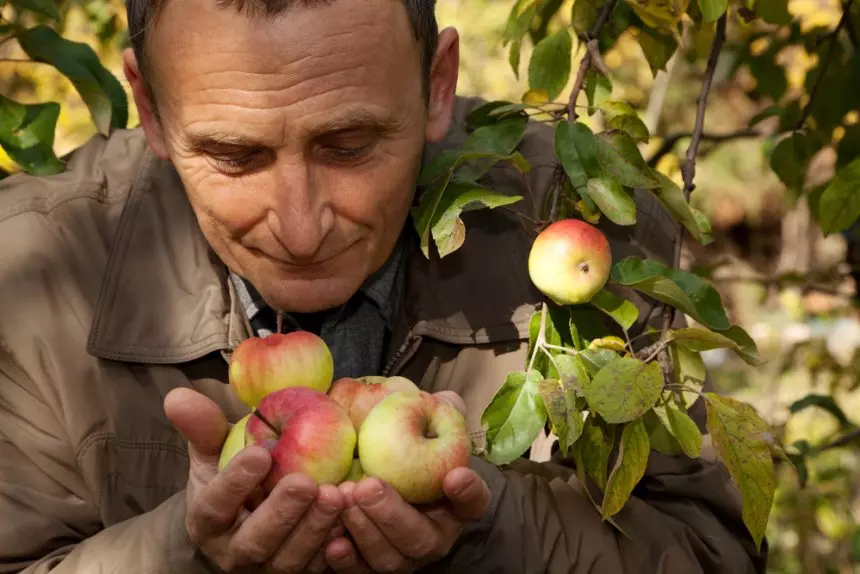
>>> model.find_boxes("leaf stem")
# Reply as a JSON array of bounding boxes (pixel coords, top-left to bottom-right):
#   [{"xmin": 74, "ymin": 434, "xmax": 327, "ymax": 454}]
[
  {"xmin": 252, "ymin": 410, "xmax": 280, "ymax": 437},
  {"xmin": 527, "ymin": 303, "xmax": 549, "ymax": 372},
  {"xmin": 543, "ymin": 343, "xmax": 580, "ymax": 355},
  {"xmin": 567, "ymin": 0, "xmax": 620, "ymax": 123}
]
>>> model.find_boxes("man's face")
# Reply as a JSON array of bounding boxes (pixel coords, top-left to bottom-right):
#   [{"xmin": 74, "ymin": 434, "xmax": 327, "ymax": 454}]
[{"xmin": 132, "ymin": 0, "xmax": 457, "ymax": 313}]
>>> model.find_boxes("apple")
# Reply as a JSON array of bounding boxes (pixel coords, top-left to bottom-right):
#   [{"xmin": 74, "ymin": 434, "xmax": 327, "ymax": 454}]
[
  {"xmin": 229, "ymin": 331, "xmax": 334, "ymax": 408},
  {"xmin": 328, "ymin": 375, "xmax": 420, "ymax": 430},
  {"xmin": 527, "ymin": 218, "xmax": 612, "ymax": 305},
  {"xmin": 245, "ymin": 386, "xmax": 356, "ymax": 491},
  {"xmin": 218, "ymin": 413, "xmax": 251, "ymax": 471},
  {"xmin": 357, "ymin": 390, "xmax": 470, "ymax": 504},
  {"xmin": 345, "ymin": 458, "xmax": 365, "ymax": 482}
]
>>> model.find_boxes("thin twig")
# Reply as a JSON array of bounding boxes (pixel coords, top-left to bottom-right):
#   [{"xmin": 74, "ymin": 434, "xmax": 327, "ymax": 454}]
[
  {"xmin": 646, "ymin": 129, "xmax": 761, "ymax": 167},
  {"xmin": 548, "ymin": 165, "xmax": 566, "ymax": 223},
  {"xmin": 567, "ymin": 0, "xmax": 620, "ymax": 122},
  {"xmin": 528, "ymin": 304, "xmax": 549, "ymax": 372},
  {"xmin": 844, "ymin": 1, "xmax": 858, "ymax": 47},
  {"xmin": 543, "ymin": 343, "xmax": 580, "ymax": 355},
  {"xmin": 816, "ymin": 427, "xmax": 860, "ymax": 453},
  {"xmin": 795, "ymin": 1, "xmax": 853, "ymax": 131}
]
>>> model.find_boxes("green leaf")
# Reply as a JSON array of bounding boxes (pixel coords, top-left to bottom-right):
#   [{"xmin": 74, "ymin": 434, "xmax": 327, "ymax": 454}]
[
  {"xmin": 690, "ymin": 207, "xmax": 714, "ymax": 245},
  {"xmin": 698, "ymin": 0, "xmax": 728, "ymax": 21},
  {"xmin": 586, "ymin": 176, "xmax": 637, "ymax": 226},
  {"xmin": 13, "ymin": 0, "xmax": 61, "ymax": 20},
  {"xmin": 607, "ymin": 114, "xmax": 650, "ymax": 143},
  {"xmin": 755, "ymin": 0, "xmax": 792, "ymax": 24},
  {"xmin": 482, "ymin": 370, "xmax": 548, "ymax": 465},
  {"xmin": 665, "ymin": 403, "xmax": 702, "ymax": 457},
  {"xmin": 555, "ymin": 121, "xmax": 600, "ymax": 188},
  {"xmin": 0, "ymin": 95, "xmax": 64, "ymax": 175},
  {"xmin": 595, "ymin": 137, "xmax": 660, "ymax": 189},
  {"xmin": 636, "ymin": 25, "xmax": 679, "ymax": 75},
  {"xmin": 644, "ymin": 408, "xmax": 685, "ymax": 455},
  {"xmin": 576, "ymin": 413, "xmax": 615, "ymax": 488},
  {"xmin": 504, "ymin": 0, "xmax": 540, "ymax": 44},
  {"xmin": 578, "ymin": 347, "xmax": 619, "ymax": 376},
  {"xmin": 585, "ymin": 357, "xmax": 663, "ymax": 424},
  {"xmin": 572, "ymin": 0, "xmax": 601, "ymax": 37},
  {"xmin": 671, "ymin": 326, "xmax": 762, "ymax": 366},
  {"xmin": 818, "ymin": 157, "xmax": 860, "ymax": 234},
  {"xmin": 590, "ymin": 288, "xmax": 639, "ymax": 331},
  {"xmin": 538, "ymin": 378, "xmax": 584, "ymax": 456},
  {"xmin": 18, "ymin": 26, "xmax": 128, "ymax": 135},
  {"xmin": 528, "ymin": 29, "xmax": 574, "ymax": 101},
  {"xmin": 602, "ymin": 417, "xmax": 650, "ymax": 517},
  {"xmin": 671, "ymin": 343, "xmax": 706, "ymax": 408},
  {"xmin": 598, "ymin": 130, "xmax": 652, "ymax": 172},
  {"xmin": 554, "ymin": 354, "xmax": 591, "ymax": 396},
  {"xmin": 770, "ymin": 133, "xmax": 812, "ymax": 192},
  {"xmin": 647, "ymin": 171, "xmax": 703, "ymax": 243},
  {"xmin": 788, "ymin": 394, "xmax": 853, "ymax": 430},
  {"xmin": 585, "ymin": 70, "xmax": 613, "ymax": 109},
  {"xmin": 528, "ymin": 304, "xmax": 576, "ymax": 379},
  {"xmin": 428, "ymin": 184, "xmax": 523, "ymax": 258},
  {"xmin": 611, "ymin": 257, "xmax": 731, "ymax": 331},
  {"xmin": 569, "ymin": 305, "xmax": 613, "ymax": 349},
  {"xmin": 705, "ymin": 394, "xmax": 775, "ymax": 552},
  {"xmin": 510, "ymin": 40, "xmax": 523, "ymax": 79},
  {"xmin": 465, "ymin": 100, "xmax": 522, "ymax": 129}
]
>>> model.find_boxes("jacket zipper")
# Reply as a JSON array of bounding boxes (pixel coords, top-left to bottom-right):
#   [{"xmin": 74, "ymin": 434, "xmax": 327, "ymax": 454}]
[{"xmin": 382, "ymin": 335, "xmax": 422, "ymax": 377}]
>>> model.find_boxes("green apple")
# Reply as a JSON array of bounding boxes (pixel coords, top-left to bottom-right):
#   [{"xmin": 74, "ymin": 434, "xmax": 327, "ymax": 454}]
[
  {"xmin": 358, "ymin": 390, "xmax": 470, "ymax": 504},
  {"xmin": 229, "ymin": 331, "xmax": 334, "ymax": 408},
  {"xmin": 245, "ymin": 386, "xmax": 356, "ymax": 491},
  {"xmin": 218, "ymin": 413, "xmax": 251, "ymax": 471},
  {"xmin": 344, "ymin": 458, "xmax": 365, "ymax": 482},
  {"xmin": 527, "ymin": 218, "xmax": 612, "ymax": 305},
  {"xmin": 328, "ymin": 375, "xmax": 420, "ymax": 430}
]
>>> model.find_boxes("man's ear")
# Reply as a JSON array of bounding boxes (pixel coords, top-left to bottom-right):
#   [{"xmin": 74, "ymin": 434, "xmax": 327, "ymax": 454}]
[
  {"xmin": 123, "ymin": 48, "xmax": 170, "ymax": 160},
  {"xmin": 425, "ymin": 27, "xmax": 460, "ymax": 144}
]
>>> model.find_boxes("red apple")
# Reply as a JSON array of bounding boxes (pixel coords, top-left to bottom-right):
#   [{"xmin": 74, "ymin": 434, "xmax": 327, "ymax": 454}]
[
  {"xmin": 357, "ymin": 390, "xmax": 470, "ymax": 504},
  {"xmin": 229, "ymin": 331, "xmax": 334, "ymax": 408},
  {"xmin": 328, "ymin": 375, "xmax": 420, "ymax": 430},
  {"xmin": 245, "ymin": 386, "xmax": 356, "ymax": 491},
  {"xmin": 528, "ymin": 218, "xmax": 612, "ymax": 305}
]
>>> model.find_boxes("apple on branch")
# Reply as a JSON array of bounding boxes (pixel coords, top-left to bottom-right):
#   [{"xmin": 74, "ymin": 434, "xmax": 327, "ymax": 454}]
[
  {"xmin": 328, "ymin": 375, "xmax": 420, "ymax": 430},
  {"xmin": 229, "ymin": 331, "xmax": 334, "ymax": 408},
  {"xmin": 357, "ymin": 390, "xmax": 470, "ymax": 504},
  {"xmin": 245, "ymin": 386, "xmax": 356, "ymax": 491},
  {"xmin": 528, "ymin": 218, "xmax": 612, "ymax": 305}
]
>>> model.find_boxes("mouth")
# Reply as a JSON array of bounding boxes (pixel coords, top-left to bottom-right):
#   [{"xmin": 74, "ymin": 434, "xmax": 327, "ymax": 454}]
[{"xmin": 250, "ymin": 239, "xmax": 361, "ymax": 274}]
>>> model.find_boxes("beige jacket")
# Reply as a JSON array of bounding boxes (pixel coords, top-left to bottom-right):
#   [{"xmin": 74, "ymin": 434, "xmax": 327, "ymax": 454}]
[{"xmin": 0, "ymin": 96, "xmax": 765, "ymax": 573}]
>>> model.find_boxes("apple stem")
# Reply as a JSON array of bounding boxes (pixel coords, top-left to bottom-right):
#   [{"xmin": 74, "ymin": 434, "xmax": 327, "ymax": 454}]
[{"xmin": 253, "ymin": 410, "xmax": 281, "ymax": 437}]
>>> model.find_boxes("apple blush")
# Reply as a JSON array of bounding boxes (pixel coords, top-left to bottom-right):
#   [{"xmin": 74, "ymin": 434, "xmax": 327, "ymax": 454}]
[{"xmin": 527, "ymin": 218, "xmax": 612, "ymax": 305}]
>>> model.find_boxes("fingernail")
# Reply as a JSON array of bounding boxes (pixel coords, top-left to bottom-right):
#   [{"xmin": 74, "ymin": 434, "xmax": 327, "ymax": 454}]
[
  {"xmin": 360, "ymin": 481, "xmax": 385, "ymax": 505},
  {"xmin": 317, "ymin": 499, "xmax": 339, "ymax": 515}
]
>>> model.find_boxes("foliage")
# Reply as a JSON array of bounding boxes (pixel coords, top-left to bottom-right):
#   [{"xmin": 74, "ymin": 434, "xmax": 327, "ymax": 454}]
[
  {"xmin": 413, "ymin": 0, "xmax": 860, "ymax": 556},
  {"xmin": 0, "ymin": 0, "xmax": 127, "ymax": 176}
]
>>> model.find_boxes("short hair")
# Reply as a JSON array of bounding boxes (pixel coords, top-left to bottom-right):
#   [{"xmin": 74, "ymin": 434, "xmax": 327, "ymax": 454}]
[{"xmin": 126, "ymin": 0, "xmax": 438, "ymax": 102}]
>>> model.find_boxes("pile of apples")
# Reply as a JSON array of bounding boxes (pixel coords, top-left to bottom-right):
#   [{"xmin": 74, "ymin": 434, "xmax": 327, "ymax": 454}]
[{"xmin": 218, "ymin": 331, "xmax": 470, "ymax": 504}]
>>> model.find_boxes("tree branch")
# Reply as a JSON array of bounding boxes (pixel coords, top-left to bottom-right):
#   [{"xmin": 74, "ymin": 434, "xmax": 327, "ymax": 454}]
[
  {"xmin": 646, "ymin": 129, "xmax": 760, "ymax": 167},
  {"xmin": 658, "ymin": 14, "xmax": 727, "ymax": 385},
  {"xmin": 816, "ymin": 427, "xmax": 860, "ymax": 453},
  {"xmin": 795, "ymin": 1, "xmax": 853, "ymax": 131},
  {"xmin": 567, "ymin": 0, "xmax": 620, "ymax": 122}
]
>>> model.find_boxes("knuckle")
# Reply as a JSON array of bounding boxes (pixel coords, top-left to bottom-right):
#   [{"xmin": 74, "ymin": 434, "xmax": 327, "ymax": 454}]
[
  {"xmin": 407, "ymin": 535, "xmax": 441, "ymax": 560},
  {"xmin": 190, "ymin": 496, "xmax": 232, "ymax": 531},
  {"xmin": 375, "ymin": 556, "xmax": 406, "ymax": 573},
  {"xmin": 227, "ymin": 540, "xmax": 270, "ymax": 569}
]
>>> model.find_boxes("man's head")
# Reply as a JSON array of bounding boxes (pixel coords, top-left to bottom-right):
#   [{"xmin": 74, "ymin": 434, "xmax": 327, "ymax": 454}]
[{"xmin": 122, "ymin": 0, "xmax": 459, "ymax": 313}]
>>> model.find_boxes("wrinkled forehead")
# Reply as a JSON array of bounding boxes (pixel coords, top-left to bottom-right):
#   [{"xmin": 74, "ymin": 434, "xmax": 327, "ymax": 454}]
[{"xmin": 143, "ymin": 0, "xmax": 422, "ymax": 93}]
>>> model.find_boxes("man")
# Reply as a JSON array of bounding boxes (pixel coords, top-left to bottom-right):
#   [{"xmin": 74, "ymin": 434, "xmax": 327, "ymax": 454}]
[{"xmin": 0, "ymin": 0, "xmax": 765, "ymax": 572}]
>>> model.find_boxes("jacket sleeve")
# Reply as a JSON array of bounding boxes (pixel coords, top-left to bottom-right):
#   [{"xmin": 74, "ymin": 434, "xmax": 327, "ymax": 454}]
[{"xmin": 0, "ymin": 353, "xmax": 217, "ymax": 574}]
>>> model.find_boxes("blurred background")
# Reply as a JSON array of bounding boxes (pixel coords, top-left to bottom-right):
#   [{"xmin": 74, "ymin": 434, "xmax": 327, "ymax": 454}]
[{"xmin": 1, "ymin": 0, "xmax": 858, "ymax": 571}]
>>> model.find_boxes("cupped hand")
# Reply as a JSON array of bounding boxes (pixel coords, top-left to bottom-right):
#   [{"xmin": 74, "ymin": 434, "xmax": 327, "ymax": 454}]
[
  {"xmin": 165, "ymin": 387, "xmax": 344, "ymax": 573},
  {"xmin": 324, "ymin": 390, "xmax": 491, "ymax": 574}
]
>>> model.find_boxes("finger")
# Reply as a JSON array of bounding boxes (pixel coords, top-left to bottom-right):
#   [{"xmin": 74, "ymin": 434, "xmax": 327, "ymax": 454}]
[
  {"xmin": 433, "ymin": 390, "xmax": 466, "ymax": 416},
  {"xmin": 340, "ymin": 481, "xmax": 408, "ymax": 572},
  {"xmin": 269, "ymin": 484, "xmax": 345, "ymax": 572},
  {"xmin": 354, "ymin": 478, "xmax": 444, "ymax": 561},
  {"xmin": 307, "ymin": 521, "xmax": 348, "ymax": 574},
  {"xmin": 442, "ymin": 467, "xmax": 492, "ymax": 521},
  {"xmin": 326, "ymin": 537, "xmax": 373, "ymax": 574},
  {"xmin": 227, "ymin": 473, "xmax": 317, "ymax": 567},
  {"xmin": 187, "ymin": 447, "xmax": 271, "ymax": 541},
  {"xmin": 164, "ymin": 387, "xmax": 230, "ymax": 462}
]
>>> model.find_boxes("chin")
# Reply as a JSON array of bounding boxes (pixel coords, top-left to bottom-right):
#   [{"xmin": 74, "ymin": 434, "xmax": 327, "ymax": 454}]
[{"xmin": 255, "ymin": 274, "xmax": 365, "ymax": 313}]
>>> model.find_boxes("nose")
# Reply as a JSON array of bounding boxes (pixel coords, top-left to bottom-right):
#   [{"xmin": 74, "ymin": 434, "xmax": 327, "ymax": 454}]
[{"xmin": 266, "ymin": 159, "xmax": 334, "ymax": 263}]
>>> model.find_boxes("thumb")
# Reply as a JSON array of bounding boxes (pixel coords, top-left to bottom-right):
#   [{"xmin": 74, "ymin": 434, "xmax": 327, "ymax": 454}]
[
  {"xmin": 434, "ymin": 390, "xmax": 467, "ymax": 417},
  {"xmin": 164, "ymin": 387, "xmax": 229, "ymax": 463}
]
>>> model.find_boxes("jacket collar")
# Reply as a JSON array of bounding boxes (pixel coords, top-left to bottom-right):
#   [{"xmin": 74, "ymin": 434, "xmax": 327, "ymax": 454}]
[{"xmin": 86, "ymin": 132, "xmax": 538, "ymax": 365}]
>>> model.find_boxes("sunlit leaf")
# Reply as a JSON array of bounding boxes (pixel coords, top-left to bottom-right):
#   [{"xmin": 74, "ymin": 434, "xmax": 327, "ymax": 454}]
[
  {"xmin": 698, "ymin": 0, "xmax": 728, "ymax": 22},
  {"xmin": 595, "ymin": 137, "xmax": 660, "ymax": 188},
  {"xmin": 637, "ymin": 25, "xmax": 679, "ymax": 74},
  {"xmin": 818, "ymin": 157, "xmax": 860, "ymax": 235},
  {"xmin": 665, "ymin": 403, "xmax": 702, "ymax": 457},
  {"xmin": 528, "ymin": 28, "xmax": 574, "ymax": 101},
  {"xmin": 607, "ymin": 114, "xmax": 650, "ymax": 143},
  {"xmin": 482, "ymin": 370, "xmax": 548, "ymax": 465},
  {"xmin": 556, "ymin": 121, "xmax": 600, "ymax": 188},
  {"xmin": 788, "ymin": 394, "xmax": 853, "ymax": 430},
  {"xmin": 590, "ymin": 288, "xmax": 640, "ymax": 331},
  {"xmin": 586, "ymin": 176, "xmax": 637, "ymax": 225},
  {"xmin": 585, "ymin": 70, "xmax": 613, "ymax": 109},
  {"xmin": 705, "ymin": 394, "xmax": 775, "ymax": 552},
  {"xmin": 602, "ymin": 417, "xmax": 650, "ymax": 517},
  {"xmin": 585, "ymin": 357, "xmax": 663, "ymax": 424},
  {"xmin": 646, "ymin": 171, "xmax": 704, "ymax": 243},
  {"xmin": 671, "ymin": 326, "xmax": 763, "ymax": 366}
]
